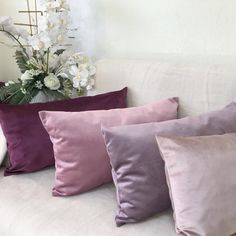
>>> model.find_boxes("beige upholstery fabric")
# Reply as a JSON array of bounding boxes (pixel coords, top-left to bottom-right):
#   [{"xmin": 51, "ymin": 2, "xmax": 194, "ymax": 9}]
[
  {"xmin": 1, "ymin": 58, "xmax": 236, "ymax": 235},
  {"xmin": 96, "ymin": 59, "xmax": 236, "ymax": 117},
  {"xmin": 0, "ymin": 168, "xmax": 175, "ymax": 236}
]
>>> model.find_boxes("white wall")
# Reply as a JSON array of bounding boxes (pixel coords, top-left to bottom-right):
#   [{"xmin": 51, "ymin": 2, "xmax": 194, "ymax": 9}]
[
  {"xmin": 1, "ymin": 0, "xmax": 236, "ymax": 81},
  {"xmin": 0, "ymin": 1, "xmax": 29, "ymax": 81},
  {"xmin": 99, "ymin": 0, "xmax": 236, "ymax": 57}
]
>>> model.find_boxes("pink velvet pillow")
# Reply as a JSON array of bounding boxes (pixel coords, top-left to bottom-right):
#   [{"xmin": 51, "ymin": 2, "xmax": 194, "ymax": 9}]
[
  {"xmin": 40, "ymin": 98, "xmax": 178, "ymax": 196},
  {"xmin": 156, "ymin": 134, "xmax": 236, "ymax": 236}
]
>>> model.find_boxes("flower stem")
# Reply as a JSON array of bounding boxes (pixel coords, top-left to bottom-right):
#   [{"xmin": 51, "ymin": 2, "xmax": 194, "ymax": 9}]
[
  {"xmin": 46, "ymin": 48, "xmax": 50, "ymax": 74},
  {"xmin": 0, "ymin": 29, "xmax": 30, "ymax": 59}
]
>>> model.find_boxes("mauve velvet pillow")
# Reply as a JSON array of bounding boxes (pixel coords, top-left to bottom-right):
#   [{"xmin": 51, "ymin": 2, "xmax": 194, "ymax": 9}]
[
  {"xmin": 102, "ymin": 102, "xmax": 236, "ymax": 226},
  {"xmin": 156, "ymin": 134, "xmax": 236, "ymax": 236},
  {"xmin": 39, "ymin": 98, "xmax": 178, "ymax": 196},
  {"xmin": 0, "ymin": 88, "xmax": 128, "ymax": 175}
]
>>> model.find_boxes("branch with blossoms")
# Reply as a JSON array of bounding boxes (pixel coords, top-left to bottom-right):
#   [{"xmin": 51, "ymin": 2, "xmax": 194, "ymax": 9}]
[{"xmin": 0, "ymin": 0, "xmax": 96, "ymax": 104}]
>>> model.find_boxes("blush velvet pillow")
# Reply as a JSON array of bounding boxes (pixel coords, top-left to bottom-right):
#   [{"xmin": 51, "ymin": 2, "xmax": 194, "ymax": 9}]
[
  {"xmin": 102, "ymin": 102, "xmax": 236, "ymax": 226},
  {"xmin": 39, "ymin": 97, "xmax": 178, "ymax": 196},
  {"xmin": 0, "ymin": 88, "xmax": 128, "ymax": 175},
  {"xmin": 156, "ymin": 134, "xmax": 236, "ymax": 236}
]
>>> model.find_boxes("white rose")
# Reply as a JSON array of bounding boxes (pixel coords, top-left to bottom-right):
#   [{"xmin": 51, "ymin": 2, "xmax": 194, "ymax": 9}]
[{"xmin": 44, "ymin": 73, "xmax": 60, "ymax": 90}]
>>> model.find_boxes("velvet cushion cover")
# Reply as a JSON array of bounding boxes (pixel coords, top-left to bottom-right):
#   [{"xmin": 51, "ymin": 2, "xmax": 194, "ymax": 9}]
[
  {"xmin": 39, "ymin": 98, "xmax": 178, "ymax": 196},
  {"xmin": 0, "ymin": 88, "xmax": 128, "ymax": 175},
  {"xmin": 102, "ymin": 102, "xmax": 236, "ymax": 226},
  {"xmin": 156, "ymin": 134, "xmax": 236, "ymax": 236}
]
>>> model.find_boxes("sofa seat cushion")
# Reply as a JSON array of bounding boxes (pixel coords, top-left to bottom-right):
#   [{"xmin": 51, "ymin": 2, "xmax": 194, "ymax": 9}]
[{"xmin": 0, "ymin": 168, "xmax": 175, "ymax": 236}]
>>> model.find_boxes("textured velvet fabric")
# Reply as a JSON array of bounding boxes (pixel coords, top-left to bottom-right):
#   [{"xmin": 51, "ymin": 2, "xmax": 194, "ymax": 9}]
[
  {"xmin": 0, "ymin": 88, "xmax": 128, "ymax": 175},
  {"xmin": 39, "ymin": 98, "xmax": 178, "ymax": 196},
  {"xmin": 102, "ymin": 102, "xmax": 236, "ymax": 226},
  {"xmin": 156, "ymin": 134, "xmax": 236, "ymax": 236}
]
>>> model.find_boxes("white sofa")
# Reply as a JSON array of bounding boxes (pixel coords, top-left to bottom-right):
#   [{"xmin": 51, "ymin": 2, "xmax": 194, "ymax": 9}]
[{"xmin": 1, "ymin": 58, "xmax": 236, "ymax": 236}]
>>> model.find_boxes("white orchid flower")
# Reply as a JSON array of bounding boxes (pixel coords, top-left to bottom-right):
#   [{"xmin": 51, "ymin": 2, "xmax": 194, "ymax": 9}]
[
  {"xmin": 71, "ymin": 53, "xmax": 90, "ymax": 64},
  {"xmin": 45, "ymin": 1, "xmax": 61, "ymax": 11},
  {"xmin": 69, "ymin": 65, "xmax": 79, "ymax": 76},
  {"xmin": 72, "ymin": 77, "xmax": 80, "ymax": 89},
  {"xmin": 38, "ymin": 12, "xmax": 66, "ymax": 31},
  {"xmin": 79, "ymin": 78, "xmax": 89, "ymax": 88},
  {"xmin": 0, "ymin": 16, "xmax": 27, "ymax": 40},
  {"xmin": 79, "ymin": 70, "xmax": 89, "ymax": 81},
  {"xmin": 44, "ymin": 53, "xmax": 59, "ymax": 70},
  {"xmin": 48, "ymin": 29, "xmax": 67, "ymax": 45},
  {"xmin": 70, "ymin": 65, "xmax": 90, "ymax": 89},
  {"xmin": 57, "ymin": 72, "xmax": 68, "ymax": 79},
  {"xmin": 41, "ymin": 0, "xmax": 70, "ymax": 12},
  {"xmin": 30, "ymin": 69, "xmax": 43, "ymax": 76},
  {"xmin": 58, "ymin": 12, "xmax": 70, "ymax": 28},
  {"xmin": 58, "ymin": 0, "xmax": 70, "ymax": 11},
  {"xmin": 88, "ymin": 65, "xmax": 96, "ymax": 76},
  {"xmin": 58, "ymin": 50, "xmax": 72, "ymax": 64},
  {"xmin": 17, "ymin": 28, "xmax": 30, "ymax": 40},
  {"xmin": 0, "ymin": 16, "xmax": 13, "ymax": 28},
  {"xmin": 21, "ymin": 69, "xmax": 42, "ymax": 85},
  {"xmin": 86, "ymin": 78, "xmax": 95, "ymax": 91},
  {"xmin": 28, "ymin": 32, "xmax": 52, "ymax": 51},
  {"xmin": 21, "ymin": 70, "xmax": 34, "ymax": 82}
]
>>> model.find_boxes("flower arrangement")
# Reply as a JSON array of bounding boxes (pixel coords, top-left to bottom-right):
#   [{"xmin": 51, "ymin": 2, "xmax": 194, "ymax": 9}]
[{"xmin": 0, "ymin": 0, "xmax": 96, "ymax": 104}]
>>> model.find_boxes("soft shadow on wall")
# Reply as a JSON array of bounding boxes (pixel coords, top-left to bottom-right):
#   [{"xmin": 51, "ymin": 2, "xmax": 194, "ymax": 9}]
[
  {"xmin": 68, "ymin": 0, "xmax": 105, "ymax": 58},
  {"xmin": 0, "ymin": 0, "xmax": 105, "ymax": 82},
  {"xmin": 1, "ymin": 0, "xmax": 236, "ymax": 81}
]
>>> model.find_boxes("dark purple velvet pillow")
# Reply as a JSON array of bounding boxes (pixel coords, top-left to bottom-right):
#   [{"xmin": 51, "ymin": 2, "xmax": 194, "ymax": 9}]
[{"xmin": 0, "ymin": 88, "xmax": 127, "ymax": 175}]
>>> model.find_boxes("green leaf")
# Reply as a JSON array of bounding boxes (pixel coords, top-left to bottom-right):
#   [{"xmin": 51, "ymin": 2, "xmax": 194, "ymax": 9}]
[
  {"xmin": 18, "ymin": 89, "xmax": 39, "ymax": 104},
  {"xmin": 43, "ymin": 88, "xmax": 69, "ymax": 101},
  {"xmin": 0, "ymin": 83, "xmax": 22, "ymax": 103},
  {"xmin": 54, "ymin": 49, "xmax": 65, "ymax": 56},
  {"xmin": 14, "ymin": 50, "xmax": 29, "ymax": 73},
  {"xmin": 0, "ymin": 81, "xmax": 40, "ymax": 105}
]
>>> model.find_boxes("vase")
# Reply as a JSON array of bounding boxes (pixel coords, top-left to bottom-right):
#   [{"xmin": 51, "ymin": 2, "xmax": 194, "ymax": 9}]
[{"xmin": 30, "ymin": 91, "xmax": 57, "ymax": 104}]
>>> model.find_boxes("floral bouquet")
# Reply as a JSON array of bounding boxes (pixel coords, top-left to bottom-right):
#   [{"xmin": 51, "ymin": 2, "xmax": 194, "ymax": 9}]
[{"xmin": 0, "ymin": 0, "xmax": 96, "ymax": 104}]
